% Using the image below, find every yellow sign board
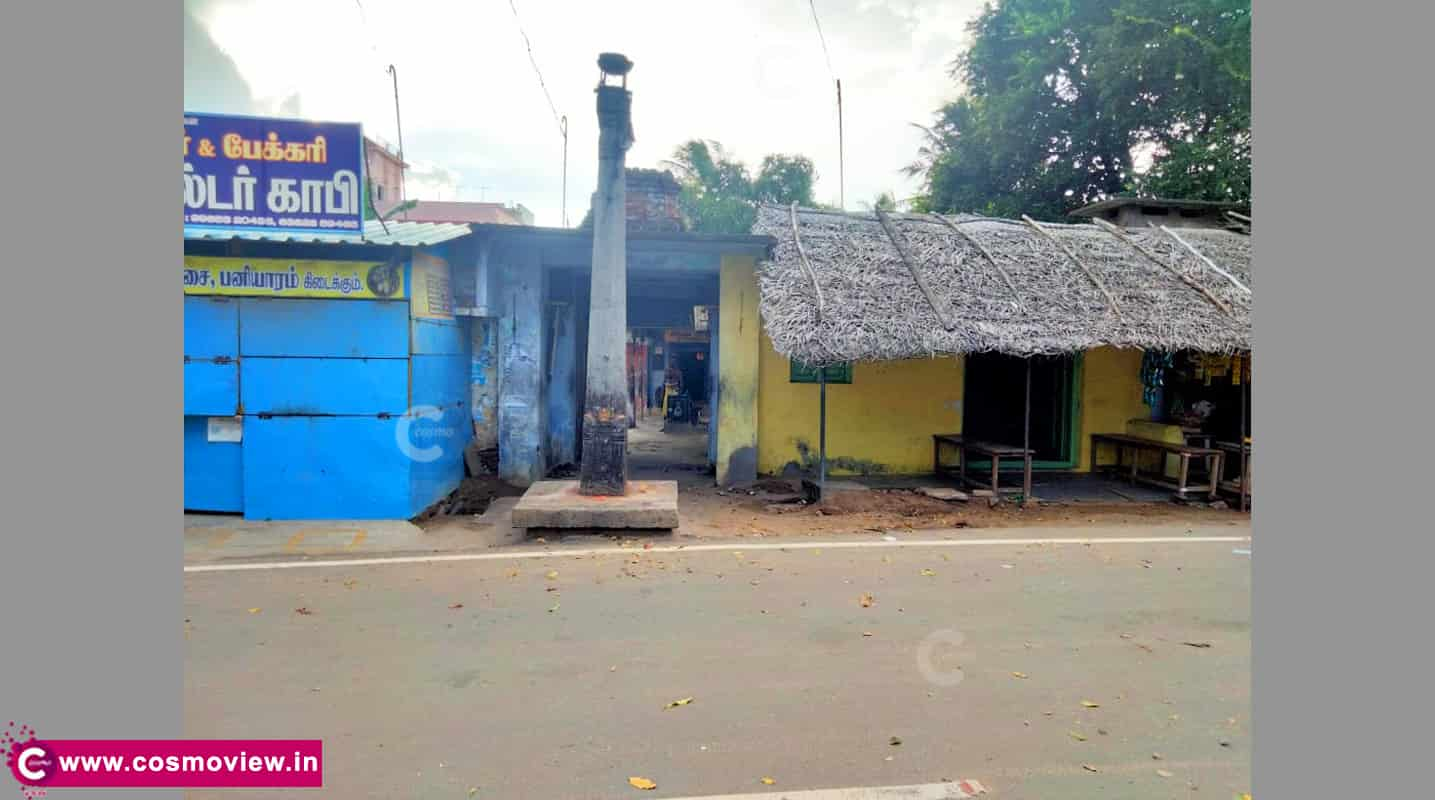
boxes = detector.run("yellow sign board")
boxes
[409,252,454,319]
[183,256,406,300]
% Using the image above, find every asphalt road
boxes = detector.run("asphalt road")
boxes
[183,530,1251,799]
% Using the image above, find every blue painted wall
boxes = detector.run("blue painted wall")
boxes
[407,273,472,514]
[184,297,238,358]
[406,402,470,516]
[184,360,238,416]
[184,416,243,512]
[184,296,243,511]
[184,251,475,520]
[241,357,408,415]
[411,316,467,355]
[242,416,415,520]
[240,297,409,358]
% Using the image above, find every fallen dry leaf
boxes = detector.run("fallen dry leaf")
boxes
[664,697,694,710]
[760,777,775,785]
[921,569,936,577]
[448,603,464,610]
[889,736,902,746]
[860,593,874,608]
[627,777,657,790]
[1081,700,1101,708]
[1082,764,1100,773]
[862,631,874,637]
[545,571,559,580]
[247,608,261,614]
[1068,731,1088,742]
[294,607,313,615]
[1011,672,1029,679]
[547,602,560,613]
[1182,641,1213,648]
[1157,769,1174,778]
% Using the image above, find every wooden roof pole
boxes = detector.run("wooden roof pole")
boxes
[1153,223,1252,296]
[789,203,827,321]
[875,208,957,331]
[927,213,1024,310]
[1090,217,1234,317]
[1022,214,1126,322]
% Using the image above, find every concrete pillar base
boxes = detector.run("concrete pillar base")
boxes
[511,480,678,530]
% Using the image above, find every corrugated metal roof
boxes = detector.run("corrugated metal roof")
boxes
[183,220,472,247]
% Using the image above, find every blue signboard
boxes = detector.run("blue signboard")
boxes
[183,112,365,238]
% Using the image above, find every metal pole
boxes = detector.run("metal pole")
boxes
[560,115,569,227]
[819,368,828,491]
[1022,358,1032,505]
[836,79,845,210]
[1240,361,1249,513]
[386,64,406,207]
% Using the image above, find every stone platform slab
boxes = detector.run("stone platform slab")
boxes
[511,480,679,530]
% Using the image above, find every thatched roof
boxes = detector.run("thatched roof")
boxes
[753,204,1252,365]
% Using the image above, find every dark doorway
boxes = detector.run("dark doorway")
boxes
[963,353,1077,465]
[669,343,708,406]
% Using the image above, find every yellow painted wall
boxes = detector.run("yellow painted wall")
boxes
[1076,347,1151,472]
[1125,419,1186,477]
[715,254,761,484]
[756,333,964,476]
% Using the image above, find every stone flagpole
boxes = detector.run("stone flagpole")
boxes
[579,53,635,496]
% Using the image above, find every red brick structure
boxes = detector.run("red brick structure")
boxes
[624,168,684,232]
[584,168,685,232]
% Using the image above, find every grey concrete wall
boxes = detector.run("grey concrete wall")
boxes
[497,250,547,486]
[470,317,499,450]
[545,302,580,467]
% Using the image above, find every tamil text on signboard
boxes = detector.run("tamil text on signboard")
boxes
[184,256,406,300]
[183,112,364,238]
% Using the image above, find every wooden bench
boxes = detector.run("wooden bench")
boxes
[1216,440,1251,511]
[934,434,1035,499]
[1090,433,1225,500]
[932,434,965,479]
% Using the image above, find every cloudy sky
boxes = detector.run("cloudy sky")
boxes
[184,0,989,227]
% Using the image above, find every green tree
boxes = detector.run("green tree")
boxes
[860,191,899,212]
[752,154,817,205]
[909,0,1250,220]
[662,140,818,233]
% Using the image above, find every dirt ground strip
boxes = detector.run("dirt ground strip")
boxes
[418,474,1241,540]
[678,483,1240,539]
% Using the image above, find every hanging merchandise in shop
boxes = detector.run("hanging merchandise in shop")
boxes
[1141,350,1174,408]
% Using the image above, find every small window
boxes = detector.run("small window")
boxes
[790,360,852,384]
[375,185,384,202]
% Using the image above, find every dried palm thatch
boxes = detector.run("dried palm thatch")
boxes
[753,204,1252,366]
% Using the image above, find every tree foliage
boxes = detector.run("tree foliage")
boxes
[909,0,1251,220]
[662,140,818,233]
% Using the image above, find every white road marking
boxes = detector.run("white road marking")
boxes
[657,781,987,799]
[184,535,1250,574]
